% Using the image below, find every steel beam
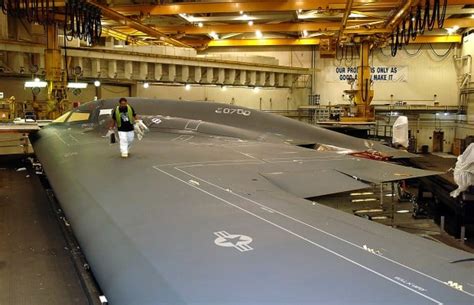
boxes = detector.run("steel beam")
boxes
[206,35,461,48]
[410,35,462,43]
[113,1,474,16]
[87,0,190,48]
[208,38,321,47]
[112,0,407,15]
[338,0,354,42]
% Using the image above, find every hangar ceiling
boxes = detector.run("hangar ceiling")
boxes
[91,0,474,49]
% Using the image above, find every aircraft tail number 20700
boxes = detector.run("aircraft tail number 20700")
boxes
[215,107,251,116]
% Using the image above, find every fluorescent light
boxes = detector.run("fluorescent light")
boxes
[349,13,366,18]
[255,30,263,39]
[94,80,101,87]
[143,82,149,89]
[351,198,377,203]
[447,27,457,35]
[354,209,383,214]
[67,82,88,89]
[185,84,191,90]
[396,210,410,214]
[371,216,388,220]
[248,20,254,26]
[350,192,374,196]
[24,78,47,88]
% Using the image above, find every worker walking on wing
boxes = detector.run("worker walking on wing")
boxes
[111,98,137,158]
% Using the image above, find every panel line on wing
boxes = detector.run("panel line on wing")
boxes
[168,165,474,298]
[153,166,446,304]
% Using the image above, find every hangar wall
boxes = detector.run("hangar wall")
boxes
[135,85,306,110]
[203,44,459,106]
[455,32,474,140]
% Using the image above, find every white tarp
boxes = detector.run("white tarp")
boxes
[392,116,409,148]
[450,143,474,198]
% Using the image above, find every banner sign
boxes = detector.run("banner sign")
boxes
[330,66,408,82]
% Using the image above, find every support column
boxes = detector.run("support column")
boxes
[225,69,236,85]
[194,66,202,83]
[45,24,67,118]
[168,64,176,82]
[139,62,148,80]
[217,68,225,84]
[0,12,8,39]
[45,25,62,82]
[277,73,285,87]
[91,59,101,78]
[352,40,374,121]
[124,61,133,79]
[248,71,257,86]
[154,63,162,81]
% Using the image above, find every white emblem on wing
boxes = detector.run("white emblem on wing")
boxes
[214,231,253,252]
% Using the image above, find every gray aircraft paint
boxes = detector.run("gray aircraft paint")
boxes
[30,98,473,305]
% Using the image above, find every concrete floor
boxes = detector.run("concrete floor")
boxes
[0,156,89,305]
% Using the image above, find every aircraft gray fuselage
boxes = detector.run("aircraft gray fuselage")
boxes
[29,98,473,305]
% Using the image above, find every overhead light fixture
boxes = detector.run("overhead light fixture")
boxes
[185,84,191,90]
[248,20,254,26]
[444,112,448,116]
[94,80,101,87]
[67,82,88,89]
[143,82,149,89]
[396,210,410,214]
[447,26,459,35]
[349,13,366,18]
[209,31,219,40]
[239,10,244,15]
[24,78,47,88]
[471,14,474,18]
[198,22,203,28]
[255,30,263,39]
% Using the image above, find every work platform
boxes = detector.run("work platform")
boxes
[0,156,90,305]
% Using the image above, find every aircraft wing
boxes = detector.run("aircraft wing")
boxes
[31,123,474,305]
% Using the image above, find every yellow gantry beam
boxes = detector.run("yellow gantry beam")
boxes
[206,35,461,47]
[208,38,322,47]
[411,35,462,43]
[109,18,472,36]
[114,0,401,15]
[114,0,474,15]
[87,0,191,48]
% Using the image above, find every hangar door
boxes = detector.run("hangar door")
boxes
[433,131,444,152]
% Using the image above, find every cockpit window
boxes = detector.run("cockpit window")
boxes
[53,111,71,123]
[68,112,91,123]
